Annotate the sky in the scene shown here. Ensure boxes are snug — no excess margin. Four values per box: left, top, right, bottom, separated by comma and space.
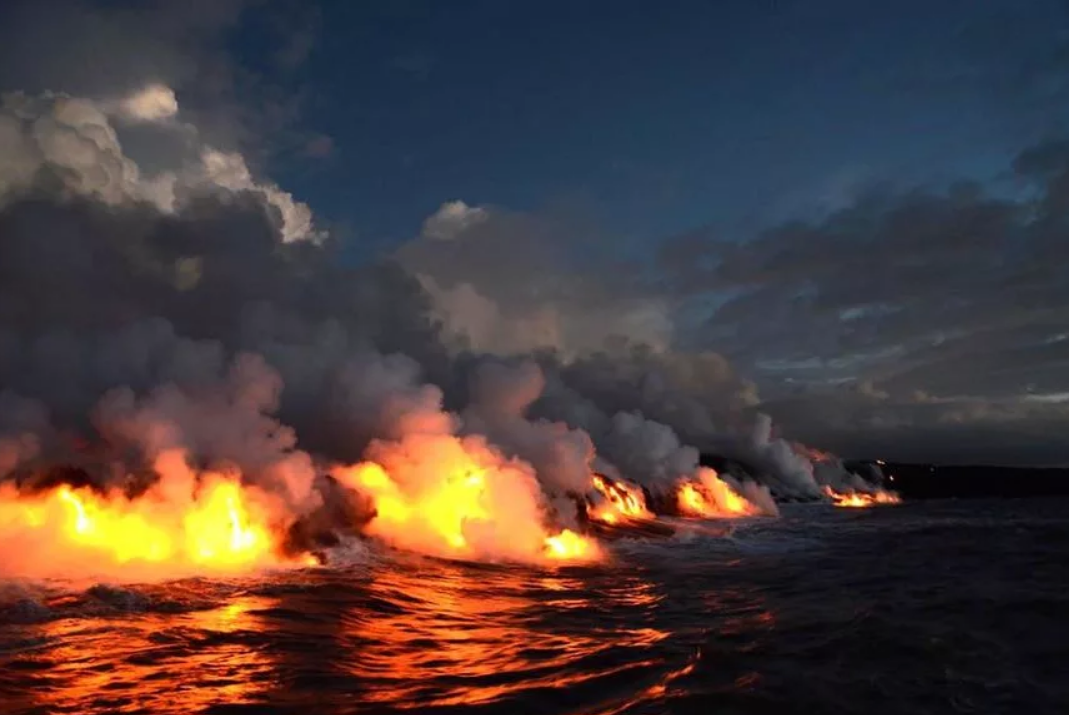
3, 0, 1069, 465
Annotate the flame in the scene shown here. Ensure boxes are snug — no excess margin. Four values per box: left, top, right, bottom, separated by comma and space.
332, 433, 602, 565
823, 486, 902, 508
0, 450, 308, 579
676, 468, 762, 518
588, 473, 653, 524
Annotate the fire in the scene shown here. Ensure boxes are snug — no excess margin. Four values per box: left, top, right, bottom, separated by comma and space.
0, 451, 304, 579
676, 468, 762, 518
332, 432, 602, 565
823, 486, 902, 508
588, 473, 653, 524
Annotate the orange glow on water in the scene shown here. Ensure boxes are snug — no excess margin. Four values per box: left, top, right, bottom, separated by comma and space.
342, 562, 668, 710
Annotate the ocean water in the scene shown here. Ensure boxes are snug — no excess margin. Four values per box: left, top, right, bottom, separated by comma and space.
1, 499, 1067, 715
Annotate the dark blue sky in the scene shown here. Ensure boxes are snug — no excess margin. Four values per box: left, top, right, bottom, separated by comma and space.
232, 0, 1068, 250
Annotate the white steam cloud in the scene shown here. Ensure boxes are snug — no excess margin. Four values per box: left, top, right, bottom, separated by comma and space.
0, 84, 891, 578
116, 83, 179, 123
0, 86, 321, 243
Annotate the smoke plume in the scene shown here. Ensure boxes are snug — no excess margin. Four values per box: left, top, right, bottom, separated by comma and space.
0, 85, 883, 579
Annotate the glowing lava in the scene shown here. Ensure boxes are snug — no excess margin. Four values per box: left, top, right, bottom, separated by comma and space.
823, 486, 902, 508
332, 432, 602, 565
544, 529, 602, 561
0, 450, 305, 579
588, 473, 653, 524
676, 468, 762, 518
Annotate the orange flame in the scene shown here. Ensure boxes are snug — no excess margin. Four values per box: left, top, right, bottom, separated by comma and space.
0, 450, 307, 580
676, 468, 762, 518
332, 433, 602, 565
588, 474, 653, 524
823, 485, 902, 508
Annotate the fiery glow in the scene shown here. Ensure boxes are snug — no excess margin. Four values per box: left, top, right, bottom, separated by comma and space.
588, 474, 653, 524
332, 433, 602, 565
823, 486, 902, 508
676, 468, 762, 518
793, 442, 837, 464
0, 450, 307, 580
544, 529, 602, 561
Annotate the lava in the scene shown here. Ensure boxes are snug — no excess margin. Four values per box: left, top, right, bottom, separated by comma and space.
675, 468, 763, 518
544, 529, 602, 561
0, 450, 306, 579
588, 473, 653, 524
823, 486, 902, 508
331, 432, 602, 565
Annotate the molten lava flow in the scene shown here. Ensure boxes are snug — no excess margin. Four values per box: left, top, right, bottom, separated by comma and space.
0, 450, 308, 580
823, 486, 902, 508
332, 433, 602, 565
676, 468, 762, 518
588, 473, 653, 524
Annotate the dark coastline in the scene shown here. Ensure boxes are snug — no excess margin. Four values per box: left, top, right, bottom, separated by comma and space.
859, 462, 1069, 500
697, 453, 1069, 501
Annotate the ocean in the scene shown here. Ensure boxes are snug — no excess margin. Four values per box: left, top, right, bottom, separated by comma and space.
2, 498, 1067, 715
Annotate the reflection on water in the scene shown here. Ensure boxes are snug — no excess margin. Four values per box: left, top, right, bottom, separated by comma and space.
3, 501, 1067, 714
341, 560, 675, 709
2, 592, 283, 714
0, 549, 732, 714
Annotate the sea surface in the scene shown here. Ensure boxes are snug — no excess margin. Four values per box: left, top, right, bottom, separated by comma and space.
1, 498, 1067, 715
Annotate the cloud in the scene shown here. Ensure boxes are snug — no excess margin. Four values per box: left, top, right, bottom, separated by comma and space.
0, 0, 329, 182
7, 3, 1069, 475
650, 139, 1069, 463
401, 201, 673, 357
198, 148, 320, 243
0, 0, 247, 100
420, 200, 488, 240
116, 83, 179, 123
0, 87, 321, 242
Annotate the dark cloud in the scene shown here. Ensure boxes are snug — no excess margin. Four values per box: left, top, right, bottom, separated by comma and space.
0, 0, 246, 98
0, 0, 329, 170
654, 139, 1069, 464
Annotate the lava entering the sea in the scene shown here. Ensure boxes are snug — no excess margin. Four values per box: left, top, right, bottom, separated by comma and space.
588, 473, 654, 524
330, 432, 603, 566
675, 467, 765, 518
823, 486, 902, 508
0, 450, 314, 580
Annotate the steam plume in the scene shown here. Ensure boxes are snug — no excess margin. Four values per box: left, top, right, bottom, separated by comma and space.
0, 86, 888, 579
